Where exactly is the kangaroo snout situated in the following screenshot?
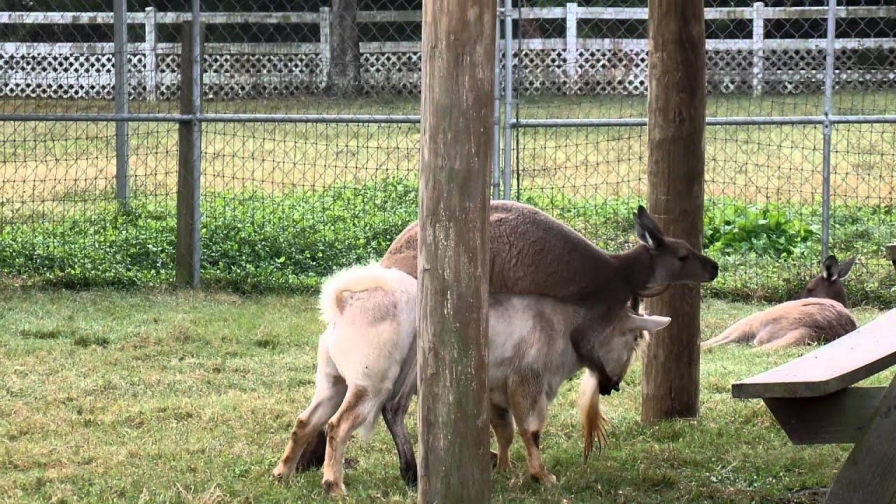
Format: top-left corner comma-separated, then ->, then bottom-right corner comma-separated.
706,259 -> 720,281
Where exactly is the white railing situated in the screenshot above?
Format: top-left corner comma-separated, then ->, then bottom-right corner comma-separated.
0,3 -> 894,100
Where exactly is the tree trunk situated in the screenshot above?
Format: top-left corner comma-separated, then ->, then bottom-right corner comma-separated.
326,0 -> 361,96
641,0 -> 707,422
417,0 -> 495,501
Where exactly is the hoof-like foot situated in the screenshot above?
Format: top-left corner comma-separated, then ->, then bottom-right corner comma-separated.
322,479 -> 346,497
530,470 -> 557,486
272,462 -> 295,482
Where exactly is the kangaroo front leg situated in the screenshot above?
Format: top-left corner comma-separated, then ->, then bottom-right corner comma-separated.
490,404 -> 514,471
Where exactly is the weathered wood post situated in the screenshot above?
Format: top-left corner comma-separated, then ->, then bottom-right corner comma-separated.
642,0 -> 707,422
417,0 -> 495,501
176,20 -> 202,288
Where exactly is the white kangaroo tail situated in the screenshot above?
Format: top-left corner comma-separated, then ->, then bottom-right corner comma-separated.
577,369 -> 609,463
319,263 -> 411,324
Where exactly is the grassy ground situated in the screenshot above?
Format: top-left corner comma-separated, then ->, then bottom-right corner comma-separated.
1,93 -> 893,201
1,288 -> 891,503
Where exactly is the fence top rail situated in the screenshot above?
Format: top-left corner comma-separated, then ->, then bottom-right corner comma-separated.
1,5 -> 893,25
5,38 -> 894,55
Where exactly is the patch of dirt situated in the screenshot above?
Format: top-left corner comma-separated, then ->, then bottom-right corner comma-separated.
778,487 -> 828,504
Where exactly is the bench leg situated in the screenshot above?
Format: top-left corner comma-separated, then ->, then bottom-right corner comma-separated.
825,373 -> 896,504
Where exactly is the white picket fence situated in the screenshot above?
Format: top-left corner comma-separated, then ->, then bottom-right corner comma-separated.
0,4 -> 894,100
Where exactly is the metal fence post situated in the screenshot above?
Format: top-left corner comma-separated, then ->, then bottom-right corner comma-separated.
821,0 -> 836,260
144,7 -> 157,102
492,5 -> 502,200
752,2 -> 764,96
319,7 -> 331,90
502,0 -> 513,200
565,2 -> 578,94
176,15 -> 202,288
113,0 -> 129,203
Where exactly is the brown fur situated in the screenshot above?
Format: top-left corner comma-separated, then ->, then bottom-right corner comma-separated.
703,255 -> 857,350
381,201 -> 718,306
701,298 -> 857,350
799,255 -> 856,307
321,386 -> 371,496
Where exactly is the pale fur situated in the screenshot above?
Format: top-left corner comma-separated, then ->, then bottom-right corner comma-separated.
701,298 -> 857,350
319,262 -> 415,324
274,264 -> 671,494
577,370 -> 608,462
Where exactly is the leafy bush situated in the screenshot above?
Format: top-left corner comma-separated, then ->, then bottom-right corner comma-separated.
0,178 -> 893,306
704,202 -> 819,260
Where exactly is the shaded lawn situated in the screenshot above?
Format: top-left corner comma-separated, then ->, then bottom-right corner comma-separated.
0,288 -> 889,503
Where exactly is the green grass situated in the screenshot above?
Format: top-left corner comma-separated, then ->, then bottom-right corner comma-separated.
0,289 -> 891,503
2,92 -> 894,201
1,92 -> 894,303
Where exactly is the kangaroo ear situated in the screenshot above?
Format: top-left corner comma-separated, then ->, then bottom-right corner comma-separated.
634,206 -> 666,249
837,256 -> 856,279
822,255 -> 839,280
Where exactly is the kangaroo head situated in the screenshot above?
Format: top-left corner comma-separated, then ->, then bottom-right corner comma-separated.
634,206 -> 719,285
802,254 -> 855,306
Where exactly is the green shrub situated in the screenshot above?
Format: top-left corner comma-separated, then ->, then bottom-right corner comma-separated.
0,178 -> 893,306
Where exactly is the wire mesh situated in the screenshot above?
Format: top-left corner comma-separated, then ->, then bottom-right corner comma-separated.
511,0 -> 896,306
0,0 -> 893,304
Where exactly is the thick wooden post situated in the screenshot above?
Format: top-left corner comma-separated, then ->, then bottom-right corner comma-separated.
417,0 -> 495,501
642,0 -> 707,422
176,21 -> 202,288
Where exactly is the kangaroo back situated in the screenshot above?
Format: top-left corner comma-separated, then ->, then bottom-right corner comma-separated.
703,298 -> 856,350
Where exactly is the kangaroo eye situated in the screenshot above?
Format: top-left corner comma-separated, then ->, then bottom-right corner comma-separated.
677,255 -> 688,262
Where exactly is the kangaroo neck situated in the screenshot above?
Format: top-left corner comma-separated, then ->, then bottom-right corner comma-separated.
609,245 -> 654,300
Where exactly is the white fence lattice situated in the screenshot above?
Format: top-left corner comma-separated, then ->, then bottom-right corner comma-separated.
1,3 -> 894,100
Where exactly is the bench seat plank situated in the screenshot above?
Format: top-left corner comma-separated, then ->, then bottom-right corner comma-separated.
732,309 -> 896,399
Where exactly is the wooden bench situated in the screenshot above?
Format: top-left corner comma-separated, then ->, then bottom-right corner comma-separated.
732,309 -> 896,504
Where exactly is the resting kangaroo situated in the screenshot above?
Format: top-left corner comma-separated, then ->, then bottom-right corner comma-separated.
702,255 -> 857,350
297,203 -> 719,484
272,264 -> 671,495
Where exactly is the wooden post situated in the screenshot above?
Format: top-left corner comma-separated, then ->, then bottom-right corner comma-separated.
565,3 -> 579,93
886,244 -> 896,274
825,373 -> 896,504
319,7 -> 331,90
752,2 -> 765,96
325,0 -> 360,95
642,0 -> 707,422
176,21 -> 202,288
144,7 -> 157,102
417,0 -> 495,501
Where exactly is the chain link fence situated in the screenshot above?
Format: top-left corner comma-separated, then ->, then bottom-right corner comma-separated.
1,0 -> 894,305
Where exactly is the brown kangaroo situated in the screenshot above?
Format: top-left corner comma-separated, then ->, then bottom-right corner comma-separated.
702,255 -> 857,350
799,254 -> 856,307
381,201 -> 719,303
297,202 -> 719,486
